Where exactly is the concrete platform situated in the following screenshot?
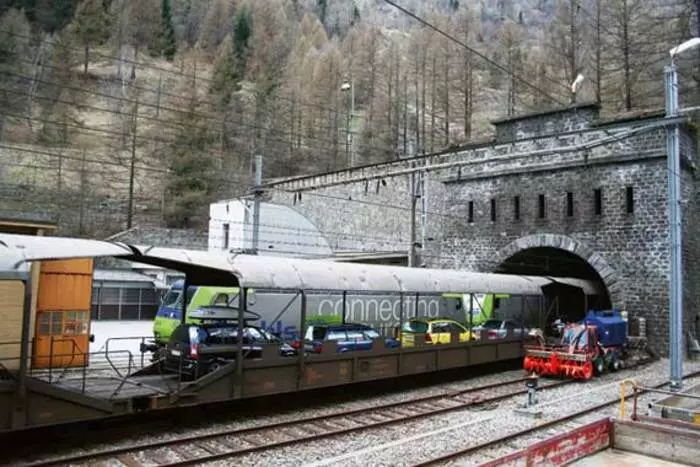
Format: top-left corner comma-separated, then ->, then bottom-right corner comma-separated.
570,449 -> 690,467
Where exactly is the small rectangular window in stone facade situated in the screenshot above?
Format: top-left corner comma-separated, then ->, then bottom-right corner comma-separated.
468,201 -> 474,223
566,192 -> 574,217
626,186 -> 634,214
538,194 -> 545,218
513,196 -> 520,220
491,199 -> 497,222
594,189 -> 602,215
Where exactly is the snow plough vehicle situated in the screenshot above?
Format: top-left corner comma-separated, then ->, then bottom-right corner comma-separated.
523,310 -> 628,380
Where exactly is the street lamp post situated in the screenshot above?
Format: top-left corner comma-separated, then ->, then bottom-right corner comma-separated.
666,37 -> 700,391
341,78 -> 355,167
570,73 -> 584,101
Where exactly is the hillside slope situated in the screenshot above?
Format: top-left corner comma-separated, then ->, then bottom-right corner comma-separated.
0,0 -> 697,237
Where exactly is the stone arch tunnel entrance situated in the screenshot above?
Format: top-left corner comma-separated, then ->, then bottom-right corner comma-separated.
493,246 -> 613,333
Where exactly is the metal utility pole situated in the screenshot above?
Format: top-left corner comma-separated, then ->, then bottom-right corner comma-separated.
341,77 -> 355,167
666,59 -> 683,391
419,171 -> 427,259
409,172 -> 417,267
665,37 -> 700,390
251,155 -> 262,255
127,98 -> 138,229
350,79 -> 355,166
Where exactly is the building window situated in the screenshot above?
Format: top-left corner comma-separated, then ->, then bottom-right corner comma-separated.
566,192 -> 574,217
626,186 -> 634,214
91,288 -> 100,320
513,196 -> 520,220
223,223 -> 230,249
468,201 -> 474,223
594,188 -> 602,215
92,285 -> 159,320
538,194 -> 546,218
490,199 -> 497,222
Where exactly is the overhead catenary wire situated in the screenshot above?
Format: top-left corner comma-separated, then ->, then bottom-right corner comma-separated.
0,25 -> 526,135
0,143 -> 258,191
262,117 -> 678,191
0,56 -> 355,143
0,182 -> 666,279
382,0 -> 570,106
0,29 -> 357,119
0,10 -> 688,245
2,103 -> 682,227
0,70 -> 379,158
0,21 -> 576,159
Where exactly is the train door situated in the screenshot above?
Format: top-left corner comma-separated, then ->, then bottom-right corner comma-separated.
33,259 -> 93,369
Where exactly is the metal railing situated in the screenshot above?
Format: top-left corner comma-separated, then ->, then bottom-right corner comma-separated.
620,380 -> 700,423
0,337 -> 169,399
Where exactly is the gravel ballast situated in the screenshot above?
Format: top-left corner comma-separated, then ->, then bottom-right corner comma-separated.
14,359 -> 700,467
219,359 -> 700,467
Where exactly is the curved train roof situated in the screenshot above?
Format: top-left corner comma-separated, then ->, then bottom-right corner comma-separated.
0,233 -> 603,296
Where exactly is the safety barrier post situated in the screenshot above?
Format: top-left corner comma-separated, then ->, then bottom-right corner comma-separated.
619,379 -> 638,420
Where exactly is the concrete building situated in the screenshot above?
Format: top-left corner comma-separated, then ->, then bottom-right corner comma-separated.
263,103 -> 699,356
208,199 -> 333,258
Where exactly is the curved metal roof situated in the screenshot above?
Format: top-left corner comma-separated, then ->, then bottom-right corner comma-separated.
0,233 -> 603,296
131,246 -> 573,296
544,277 -> 603,296
0,233 -> 134,267
227,253 -> 554,295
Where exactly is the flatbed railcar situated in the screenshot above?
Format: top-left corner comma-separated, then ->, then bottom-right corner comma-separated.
0,233 -> 604,433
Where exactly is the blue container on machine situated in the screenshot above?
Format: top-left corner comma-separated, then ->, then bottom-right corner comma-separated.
582,309 -> 628,348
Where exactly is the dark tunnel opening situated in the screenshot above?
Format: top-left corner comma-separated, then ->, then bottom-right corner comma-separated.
493,247 -> 613,333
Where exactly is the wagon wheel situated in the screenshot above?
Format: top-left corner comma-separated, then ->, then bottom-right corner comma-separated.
582,361 -> 594,380
595,357 -> 605,375
611,354 -> 622,371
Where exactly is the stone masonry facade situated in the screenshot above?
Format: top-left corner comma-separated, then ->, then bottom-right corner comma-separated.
265,103 -> 699,356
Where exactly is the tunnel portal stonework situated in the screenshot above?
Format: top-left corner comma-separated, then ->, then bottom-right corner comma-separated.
265,103 -> 699,356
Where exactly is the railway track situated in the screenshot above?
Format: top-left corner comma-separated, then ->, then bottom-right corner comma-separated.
19,375 -> 574,467
411,369 -> 700,466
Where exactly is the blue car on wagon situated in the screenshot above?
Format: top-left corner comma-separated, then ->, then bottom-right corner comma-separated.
295,323 -> 400,354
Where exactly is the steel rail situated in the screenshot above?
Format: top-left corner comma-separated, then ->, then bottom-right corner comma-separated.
160,379 -> 573,467
20,376 -> 570,467
411,368 -> 700,466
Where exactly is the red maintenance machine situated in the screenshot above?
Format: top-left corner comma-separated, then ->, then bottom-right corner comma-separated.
523,310 -> 628,380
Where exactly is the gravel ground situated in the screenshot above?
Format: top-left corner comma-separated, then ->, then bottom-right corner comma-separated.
16,359 -> 700,467
11,367 -> 528,466
460,373 -> 700,466
206,359 -> 700,467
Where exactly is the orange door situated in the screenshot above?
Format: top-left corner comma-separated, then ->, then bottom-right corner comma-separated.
33,259 -> 93,369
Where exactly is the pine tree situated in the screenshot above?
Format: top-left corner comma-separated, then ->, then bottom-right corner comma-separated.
33,0 -> 78,33
351,4 -> 360,26
164,77 -> 216,228
160,0 -> 176,61
210,36 -> 239,105
0,8 -> 31,138
70,0 -> 110,75
317,0 -> 327,26
232,6 -> 252,78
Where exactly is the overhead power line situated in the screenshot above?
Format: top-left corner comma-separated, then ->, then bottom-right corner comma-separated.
382,0 -> 569,106
0,29 -> 352,118
0,81 -> 374,162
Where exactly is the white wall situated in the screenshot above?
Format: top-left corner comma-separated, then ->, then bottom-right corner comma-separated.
208,200 -> 333,258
